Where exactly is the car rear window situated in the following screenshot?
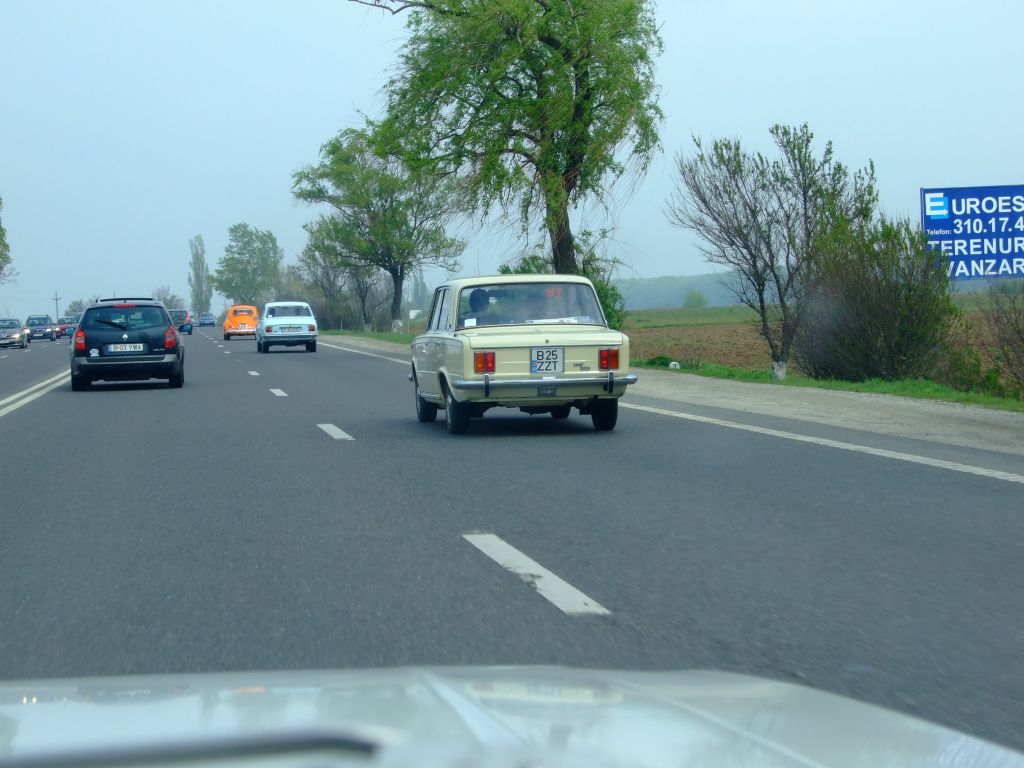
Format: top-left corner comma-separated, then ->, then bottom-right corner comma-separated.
85,307 -> 167,330
266,305 -> 311,317
456,283 -> 605,328
233,308 -> 254,316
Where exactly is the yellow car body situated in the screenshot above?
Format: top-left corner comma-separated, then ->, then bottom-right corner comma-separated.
411,274 -> 636,433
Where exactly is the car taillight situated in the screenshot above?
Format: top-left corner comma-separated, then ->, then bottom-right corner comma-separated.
474,351 -> 495,373
599,348 -> 619,370
308,325 -> 316,332
74,329 -> 86,351
164,325 -> 177,349
265,326 -> 272,333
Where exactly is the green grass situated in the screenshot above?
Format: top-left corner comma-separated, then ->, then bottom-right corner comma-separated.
632,359 -> 1024,412
624,305 -> 757,329
322,328 -> 416,346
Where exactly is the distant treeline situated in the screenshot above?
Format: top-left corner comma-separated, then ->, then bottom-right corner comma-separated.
615,272 -> 740,310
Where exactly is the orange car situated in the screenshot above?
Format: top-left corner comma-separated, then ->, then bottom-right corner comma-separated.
223,305 -> 259,340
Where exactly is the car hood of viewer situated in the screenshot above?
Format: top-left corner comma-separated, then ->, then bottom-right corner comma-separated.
1,666 -> 1020,767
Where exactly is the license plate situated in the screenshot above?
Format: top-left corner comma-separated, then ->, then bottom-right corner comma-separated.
530,347 -> 563,373
240,324 -> 250,329
281,325 -> 301,333
106,343 -> 144,353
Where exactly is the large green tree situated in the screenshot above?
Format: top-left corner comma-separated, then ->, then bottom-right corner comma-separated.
0,195 -> 13,284
355,0 -> 662,274
212,223 -> 284,306
187,234 -> 214,314
293,127 -> 463,322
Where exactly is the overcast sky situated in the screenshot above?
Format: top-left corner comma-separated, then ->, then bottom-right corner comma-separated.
2,0 -> 1022,319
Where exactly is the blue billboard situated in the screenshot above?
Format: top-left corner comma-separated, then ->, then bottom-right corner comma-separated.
920,184 -> 1024,279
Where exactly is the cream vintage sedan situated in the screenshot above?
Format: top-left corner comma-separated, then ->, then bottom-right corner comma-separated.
410,274 -> 637,433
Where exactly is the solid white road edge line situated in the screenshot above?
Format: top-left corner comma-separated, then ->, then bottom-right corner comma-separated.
270,389 -> 288,397
0,370 -> 68,408
0,373 -> 68,420
317,340 -> 407,365
317,423 -> 354,441
620,402 -> 1024,486
463,533 -> 611,616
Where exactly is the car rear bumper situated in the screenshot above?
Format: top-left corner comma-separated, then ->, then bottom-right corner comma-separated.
72,354 -> 182,381
225,329 -> 256,336
450,372 -> 637,398
261,333 -> 317,345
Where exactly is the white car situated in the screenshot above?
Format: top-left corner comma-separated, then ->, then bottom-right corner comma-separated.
255,301 -> 318,353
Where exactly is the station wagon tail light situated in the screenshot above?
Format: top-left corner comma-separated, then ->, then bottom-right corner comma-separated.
599,348 -> 620,370
265,326 -> 272,333
74,329 -> 86,351
164,325 -> 177,349
474,351 -> 495,373
308,325 -> 316,332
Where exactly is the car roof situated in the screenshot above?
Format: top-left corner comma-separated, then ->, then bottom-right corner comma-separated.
263,300 -> 311,307
436,274 -> 595,292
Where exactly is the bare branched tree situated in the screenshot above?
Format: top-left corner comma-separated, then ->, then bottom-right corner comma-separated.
666,124 -> 876,379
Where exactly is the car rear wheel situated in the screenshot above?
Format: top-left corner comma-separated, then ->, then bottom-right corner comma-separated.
169,367 -> 184,388
590,399 -> 618,431
415,376 -> 438,423
224,333 -> 229,341
550,405 -> 571,419
445,388 -> 469,434
70,373 -> 90,391
306,341 -> 316,352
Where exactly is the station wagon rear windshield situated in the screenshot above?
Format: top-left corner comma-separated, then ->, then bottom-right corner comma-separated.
456,282 -> 605,329
85,306 -> 167,330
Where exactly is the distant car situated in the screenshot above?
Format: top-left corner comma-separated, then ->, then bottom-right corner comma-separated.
69,298 -> 185,390
0,318 -> 29,349
25,314 -> 57,341
168,309 -> 193,335
255,301 -> 318,353
55,317 -> 75,338
198,312 -> 215,327
411,274 -> 636,433
223,305 -> 259,340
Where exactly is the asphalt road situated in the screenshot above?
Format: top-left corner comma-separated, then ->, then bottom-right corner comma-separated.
1,328 -> 1022,750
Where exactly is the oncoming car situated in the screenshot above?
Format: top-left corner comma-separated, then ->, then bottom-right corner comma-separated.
0,318 -> 28,348
69,298 -> 185,390
223,305 -> 259,340
255,301 -> 318,352
411,275 -> 636,434
25,314 -> 56,341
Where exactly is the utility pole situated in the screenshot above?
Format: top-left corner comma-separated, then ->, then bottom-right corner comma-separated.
52,290 -> 62,319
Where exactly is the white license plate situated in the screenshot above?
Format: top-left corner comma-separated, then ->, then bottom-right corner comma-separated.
530,347 -> 563,373
107,343 -> 144,353
281,326 -> 302,333
240,324 -> 250,329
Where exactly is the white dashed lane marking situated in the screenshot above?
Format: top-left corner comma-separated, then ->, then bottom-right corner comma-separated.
317,423 -> 354,441
270,389 -> 288,397
248,371 -> 260,376
463,533 -> 611,617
